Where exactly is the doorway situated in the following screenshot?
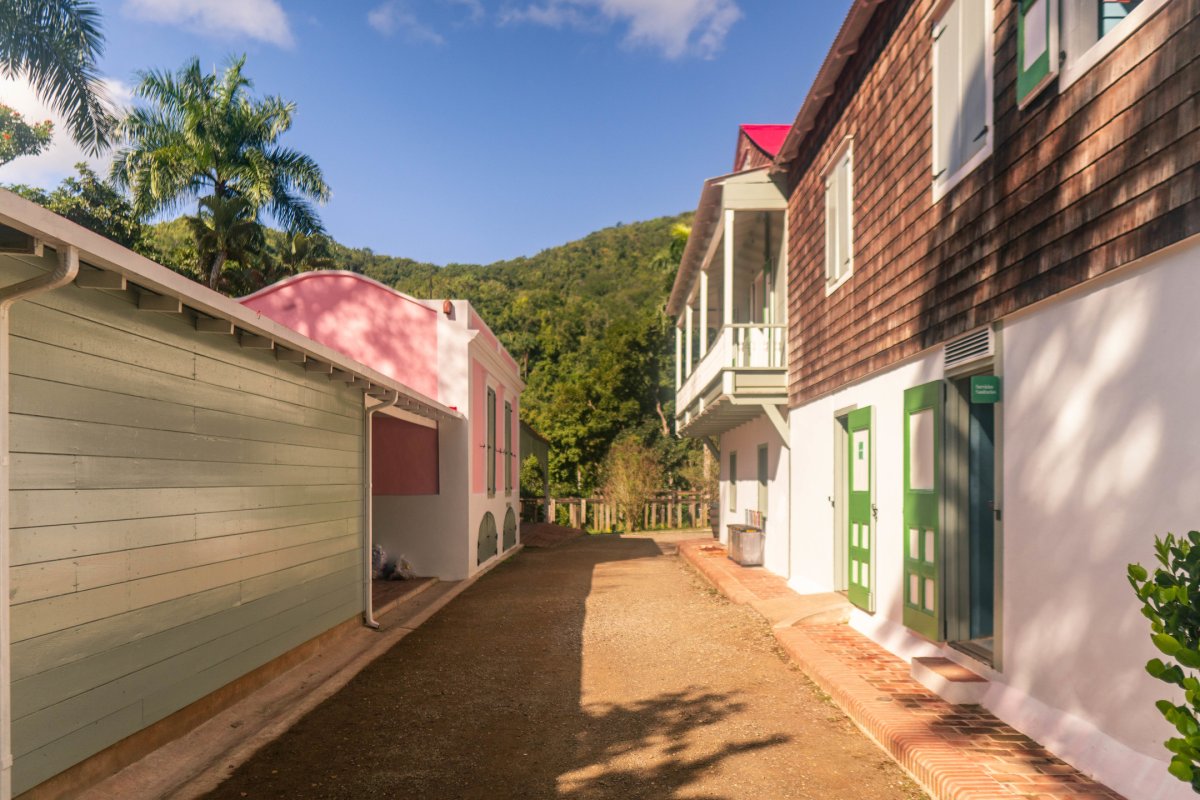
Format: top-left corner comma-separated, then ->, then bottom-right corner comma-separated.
945,374 -> 998,660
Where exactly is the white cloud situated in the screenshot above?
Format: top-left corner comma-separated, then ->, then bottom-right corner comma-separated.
122,0 -> 294,47
0,76 -> 133,188
368,1 -> 447,44
501,0 -> 741,58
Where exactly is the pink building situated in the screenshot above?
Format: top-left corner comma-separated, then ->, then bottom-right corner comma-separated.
241,272 -> 525,583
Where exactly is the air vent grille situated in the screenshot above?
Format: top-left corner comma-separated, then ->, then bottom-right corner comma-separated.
944,327 -> 994,371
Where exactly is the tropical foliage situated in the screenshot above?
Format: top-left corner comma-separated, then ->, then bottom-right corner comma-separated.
0,103 -> 52,165
1129,533 -> 1200,791
0,0 -> 112,153
6,162 -> 143,248
110,56 -> 330,288
601,435 -> 664,532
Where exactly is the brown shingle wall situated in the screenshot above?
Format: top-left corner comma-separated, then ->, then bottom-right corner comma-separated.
785,0 -> 1200,406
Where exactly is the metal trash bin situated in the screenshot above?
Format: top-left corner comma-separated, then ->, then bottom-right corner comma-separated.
727,524 -> 765,566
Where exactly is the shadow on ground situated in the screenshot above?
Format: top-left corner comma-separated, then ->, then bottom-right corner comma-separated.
201,537 -> 790,800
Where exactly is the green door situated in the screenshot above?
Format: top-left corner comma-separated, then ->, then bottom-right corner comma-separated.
903,382 -> 944,640
847,406 -> 873,611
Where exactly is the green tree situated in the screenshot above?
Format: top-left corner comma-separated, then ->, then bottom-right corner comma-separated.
0,103 -> 52,165
0,0 -> 112,153
111,55 -> 330,290
187,194 -> 265,294
6,162 -> 144,248
600,435 -> 663,532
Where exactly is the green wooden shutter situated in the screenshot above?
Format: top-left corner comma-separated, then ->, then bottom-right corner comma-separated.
1017,0 -> 1058,108
487,388 -> 496,496
847,406 -> 873,611
903,382 -> 944,640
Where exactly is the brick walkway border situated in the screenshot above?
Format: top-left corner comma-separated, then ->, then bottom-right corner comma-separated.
678,539 -> 1126,800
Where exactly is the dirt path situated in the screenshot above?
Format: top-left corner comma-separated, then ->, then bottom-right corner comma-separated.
203,535 -> 926,799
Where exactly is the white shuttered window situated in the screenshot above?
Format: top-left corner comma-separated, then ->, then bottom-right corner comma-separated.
824,140 -> 854,292
932,0 -> 992,198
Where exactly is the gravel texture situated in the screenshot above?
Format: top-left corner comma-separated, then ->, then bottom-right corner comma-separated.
203,534 -> 927,800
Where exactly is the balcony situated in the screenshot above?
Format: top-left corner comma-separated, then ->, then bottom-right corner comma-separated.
676,323 -> 787,437
669,168 -> 789,440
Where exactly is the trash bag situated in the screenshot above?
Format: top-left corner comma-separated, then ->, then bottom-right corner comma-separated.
371,544 -> 387,580
390,555 -> 417,581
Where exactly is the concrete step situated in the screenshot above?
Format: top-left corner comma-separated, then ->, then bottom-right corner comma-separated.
911,656 -> 988,705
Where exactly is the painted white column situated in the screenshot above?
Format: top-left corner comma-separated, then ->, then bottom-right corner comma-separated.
675,322 -> 682,389
684,304 -> 693,377
723,209 -> 735,327
698,269 -> 709,358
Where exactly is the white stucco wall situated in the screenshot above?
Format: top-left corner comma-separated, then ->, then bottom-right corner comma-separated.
783,236 -> 1200,800
997,236 -> 1200,800
374,419 -> 471,580
719,412 -> 790,577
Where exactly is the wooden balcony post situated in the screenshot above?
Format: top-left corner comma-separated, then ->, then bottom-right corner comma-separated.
699,269 -> 709,357
723,209 -> 735,327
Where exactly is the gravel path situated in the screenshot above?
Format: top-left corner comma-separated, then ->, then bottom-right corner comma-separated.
203,534 -> 926,799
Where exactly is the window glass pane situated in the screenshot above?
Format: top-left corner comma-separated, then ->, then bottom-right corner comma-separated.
909,408 -> 935,491
1024,0 -> 1048,69
960,0 -> 988,165
852,429 -> 870,492
1101,0 -> 1141,36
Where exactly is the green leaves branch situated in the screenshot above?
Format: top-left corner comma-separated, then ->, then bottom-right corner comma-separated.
1129,531 -> 1200,790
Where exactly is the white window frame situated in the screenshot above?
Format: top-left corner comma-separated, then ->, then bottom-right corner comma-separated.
1059,0 -> 1170,93
931,0 -> 995,203
823,137 -> 854,296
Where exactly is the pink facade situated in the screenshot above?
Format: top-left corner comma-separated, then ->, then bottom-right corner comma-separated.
241,272 -> 440,400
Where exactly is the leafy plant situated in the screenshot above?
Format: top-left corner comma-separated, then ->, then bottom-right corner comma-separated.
0,103 -> 52,165
0,0 -> 113,153
1129,532 -> 1200,791
111,55 -> 329,289
600,435 -> 663,532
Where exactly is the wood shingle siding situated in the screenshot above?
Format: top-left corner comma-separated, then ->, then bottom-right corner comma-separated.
783,0 -> 1200,404
2,253 -> 365,794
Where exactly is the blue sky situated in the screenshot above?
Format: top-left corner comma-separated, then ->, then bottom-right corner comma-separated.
0,0 -> 850,265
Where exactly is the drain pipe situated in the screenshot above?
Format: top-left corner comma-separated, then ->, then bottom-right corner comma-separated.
362,389 -> 401,629
0,245 -> 79,800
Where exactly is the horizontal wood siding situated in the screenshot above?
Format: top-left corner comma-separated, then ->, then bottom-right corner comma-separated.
2,254 -> 365,794
785,0 -> 1200,403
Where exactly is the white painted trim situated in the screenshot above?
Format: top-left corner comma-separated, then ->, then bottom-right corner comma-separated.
1059,0 -> 1171,94
930,0 -> 995,204
823,137 -> 855,296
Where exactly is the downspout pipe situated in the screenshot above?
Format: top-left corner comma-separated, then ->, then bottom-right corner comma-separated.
362,390 -> 401,630
0,246 -> 79,800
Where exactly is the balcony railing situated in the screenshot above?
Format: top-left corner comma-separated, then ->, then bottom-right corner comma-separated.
728,323 -> 786,369
679,324 -> 786,404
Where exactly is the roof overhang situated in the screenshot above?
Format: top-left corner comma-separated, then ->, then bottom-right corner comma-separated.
772,0 -> 886,175
0,188 -> 463,424
666,168 -> 786,318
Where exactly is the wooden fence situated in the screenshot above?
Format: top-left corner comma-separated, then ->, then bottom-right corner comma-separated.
521,491 -> 712,532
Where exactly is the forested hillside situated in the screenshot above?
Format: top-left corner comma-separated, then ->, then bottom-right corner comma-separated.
330,214 -> 700,495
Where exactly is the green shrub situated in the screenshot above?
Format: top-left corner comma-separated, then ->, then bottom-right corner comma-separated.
1129,532 -> 1200,792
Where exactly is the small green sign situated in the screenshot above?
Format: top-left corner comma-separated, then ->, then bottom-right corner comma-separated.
970,375 -> 1001,404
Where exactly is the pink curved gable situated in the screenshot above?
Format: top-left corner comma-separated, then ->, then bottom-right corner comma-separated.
241,272 -> 439,400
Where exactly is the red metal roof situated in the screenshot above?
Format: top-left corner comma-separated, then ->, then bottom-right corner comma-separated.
740,124 -> 791,157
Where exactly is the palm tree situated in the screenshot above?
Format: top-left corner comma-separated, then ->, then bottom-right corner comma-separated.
186,194 -> 264,290
0,0 -> 113,154
110,56 -> 331,290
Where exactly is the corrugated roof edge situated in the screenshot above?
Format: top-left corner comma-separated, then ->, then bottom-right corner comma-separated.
772,0 -> 886,175
0,188 -> 461,422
